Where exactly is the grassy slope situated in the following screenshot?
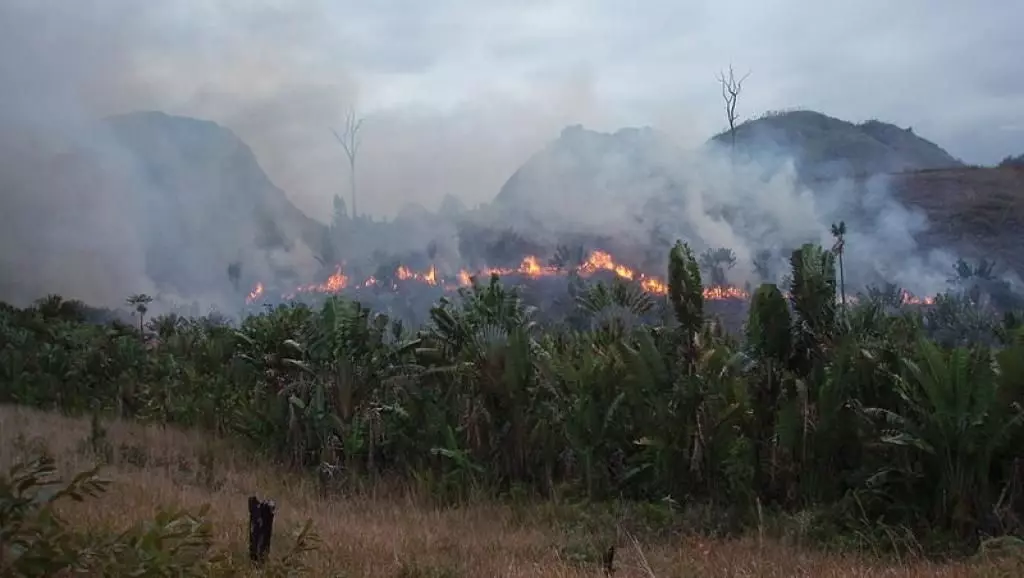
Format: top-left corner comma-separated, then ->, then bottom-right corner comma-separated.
893,166 -> 1024,271
1,405 -> 1018,577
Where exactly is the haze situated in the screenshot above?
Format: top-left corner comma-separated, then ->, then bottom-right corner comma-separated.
1,0 -> 1021,221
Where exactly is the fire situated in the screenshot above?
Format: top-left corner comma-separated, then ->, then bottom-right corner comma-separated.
582,250 -> 637,280
641,278 -> 668,294
397,264 -> 439,285
245,282 -> 264,304
704,285 -> 749,300
284,267 -> 348,300
242,248 -> 935,307
899,289 -> 935,306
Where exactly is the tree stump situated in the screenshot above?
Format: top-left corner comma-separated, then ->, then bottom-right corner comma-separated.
602,544 -> 616,575
248,496 -> 276,566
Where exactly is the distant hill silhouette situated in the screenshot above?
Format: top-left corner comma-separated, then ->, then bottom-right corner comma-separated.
1000,153 -> 1024,167
100,111 -> 328,297
711,110 -> 964,180
494,124 -> 677,211
0,111 -> 328,305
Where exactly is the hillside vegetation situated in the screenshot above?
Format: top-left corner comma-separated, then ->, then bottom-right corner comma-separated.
876,166 -> 1024,272
2,240 -> 1024,574
714,110 -> 964,179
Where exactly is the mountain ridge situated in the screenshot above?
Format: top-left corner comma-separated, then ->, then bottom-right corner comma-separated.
492,110 -> 1023,279
709,110 -> 963,180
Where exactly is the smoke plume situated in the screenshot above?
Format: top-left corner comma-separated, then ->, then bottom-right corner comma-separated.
0,0 -> 997,312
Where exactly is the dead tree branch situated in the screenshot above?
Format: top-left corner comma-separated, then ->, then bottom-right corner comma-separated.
331,108 -> 365,219
717,64 -> 751,150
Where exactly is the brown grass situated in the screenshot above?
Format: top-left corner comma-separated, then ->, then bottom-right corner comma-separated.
1,404 -> 1020,577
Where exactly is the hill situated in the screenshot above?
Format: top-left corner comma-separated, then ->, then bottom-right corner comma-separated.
101,111 -> 328,297
861,165 -> 1024,272
492,113 -> 1024,281
0,111 -> 328,306
713,110 -> 964,180
492,124 -> 679,235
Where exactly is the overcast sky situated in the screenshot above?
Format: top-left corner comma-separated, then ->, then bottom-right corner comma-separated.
2,0 -> 1021,218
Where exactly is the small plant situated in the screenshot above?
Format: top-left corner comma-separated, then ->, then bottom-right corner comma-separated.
0,455 -> 110,575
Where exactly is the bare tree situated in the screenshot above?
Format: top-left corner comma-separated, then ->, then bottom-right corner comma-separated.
332,108 -> 365,219
717,64 -> 751,151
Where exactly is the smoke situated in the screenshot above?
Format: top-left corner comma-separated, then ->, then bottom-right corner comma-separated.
0,0 -> 606,309
0,0 -> 1003,311
479,125 -> 963,298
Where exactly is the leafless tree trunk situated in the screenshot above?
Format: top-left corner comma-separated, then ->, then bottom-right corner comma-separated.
717,64 -> 751,153
332,108 -> 364,219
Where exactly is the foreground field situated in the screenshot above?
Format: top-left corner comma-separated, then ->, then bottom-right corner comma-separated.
1,405 -> 1019,577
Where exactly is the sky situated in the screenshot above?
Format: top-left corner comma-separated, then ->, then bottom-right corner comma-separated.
1,0 -> 1022,219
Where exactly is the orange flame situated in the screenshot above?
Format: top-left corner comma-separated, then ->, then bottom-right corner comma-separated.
242,249 -> 936,307
899,289 -> 935,305
245,282 -> 264,304
704,285 -> 749,300
397,264 -> 439,285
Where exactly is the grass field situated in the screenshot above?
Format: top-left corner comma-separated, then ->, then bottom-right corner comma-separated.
1,404 -> 1020,577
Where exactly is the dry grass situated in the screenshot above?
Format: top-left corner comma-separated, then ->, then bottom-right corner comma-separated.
1,404 -> 1020,577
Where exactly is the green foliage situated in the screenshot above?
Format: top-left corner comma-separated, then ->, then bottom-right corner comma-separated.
746,283 -> 791,364
1,240 -> 1023,556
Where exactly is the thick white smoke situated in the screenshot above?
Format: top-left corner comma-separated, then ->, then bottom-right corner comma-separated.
0,0 -> 1012,310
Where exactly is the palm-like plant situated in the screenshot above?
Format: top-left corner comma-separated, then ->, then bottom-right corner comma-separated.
863,339 -> 1024,535
831,221 -> 847,307
126,294 -> 154,337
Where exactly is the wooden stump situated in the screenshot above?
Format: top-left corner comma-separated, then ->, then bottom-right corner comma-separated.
248,496 -> 276,566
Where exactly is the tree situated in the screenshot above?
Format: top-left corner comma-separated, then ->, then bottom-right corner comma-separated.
752,249 -> 773,281
717,64 -> 751,152
126,293 -> 153,337
830,221 -> 847,307
698,247 -> 737,287
332,108 -> 365,220
668,240 -> 704,368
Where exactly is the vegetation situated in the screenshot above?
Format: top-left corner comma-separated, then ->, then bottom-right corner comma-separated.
2,239 -> 1024,574
999,154 -> 1024,168
9,405 -> 1020,577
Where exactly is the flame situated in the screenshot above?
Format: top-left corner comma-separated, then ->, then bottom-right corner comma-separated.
640,278 -> 667,294
282,267 -> 348,300
396,264 -> 439,285
242,248 -> 937,307
582,250 -> 637,280
245,282 -> 264,304
704,285 -> 749,300
899,289 -> 935,305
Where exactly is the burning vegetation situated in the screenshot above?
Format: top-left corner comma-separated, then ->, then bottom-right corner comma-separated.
245,247 -> 935,307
